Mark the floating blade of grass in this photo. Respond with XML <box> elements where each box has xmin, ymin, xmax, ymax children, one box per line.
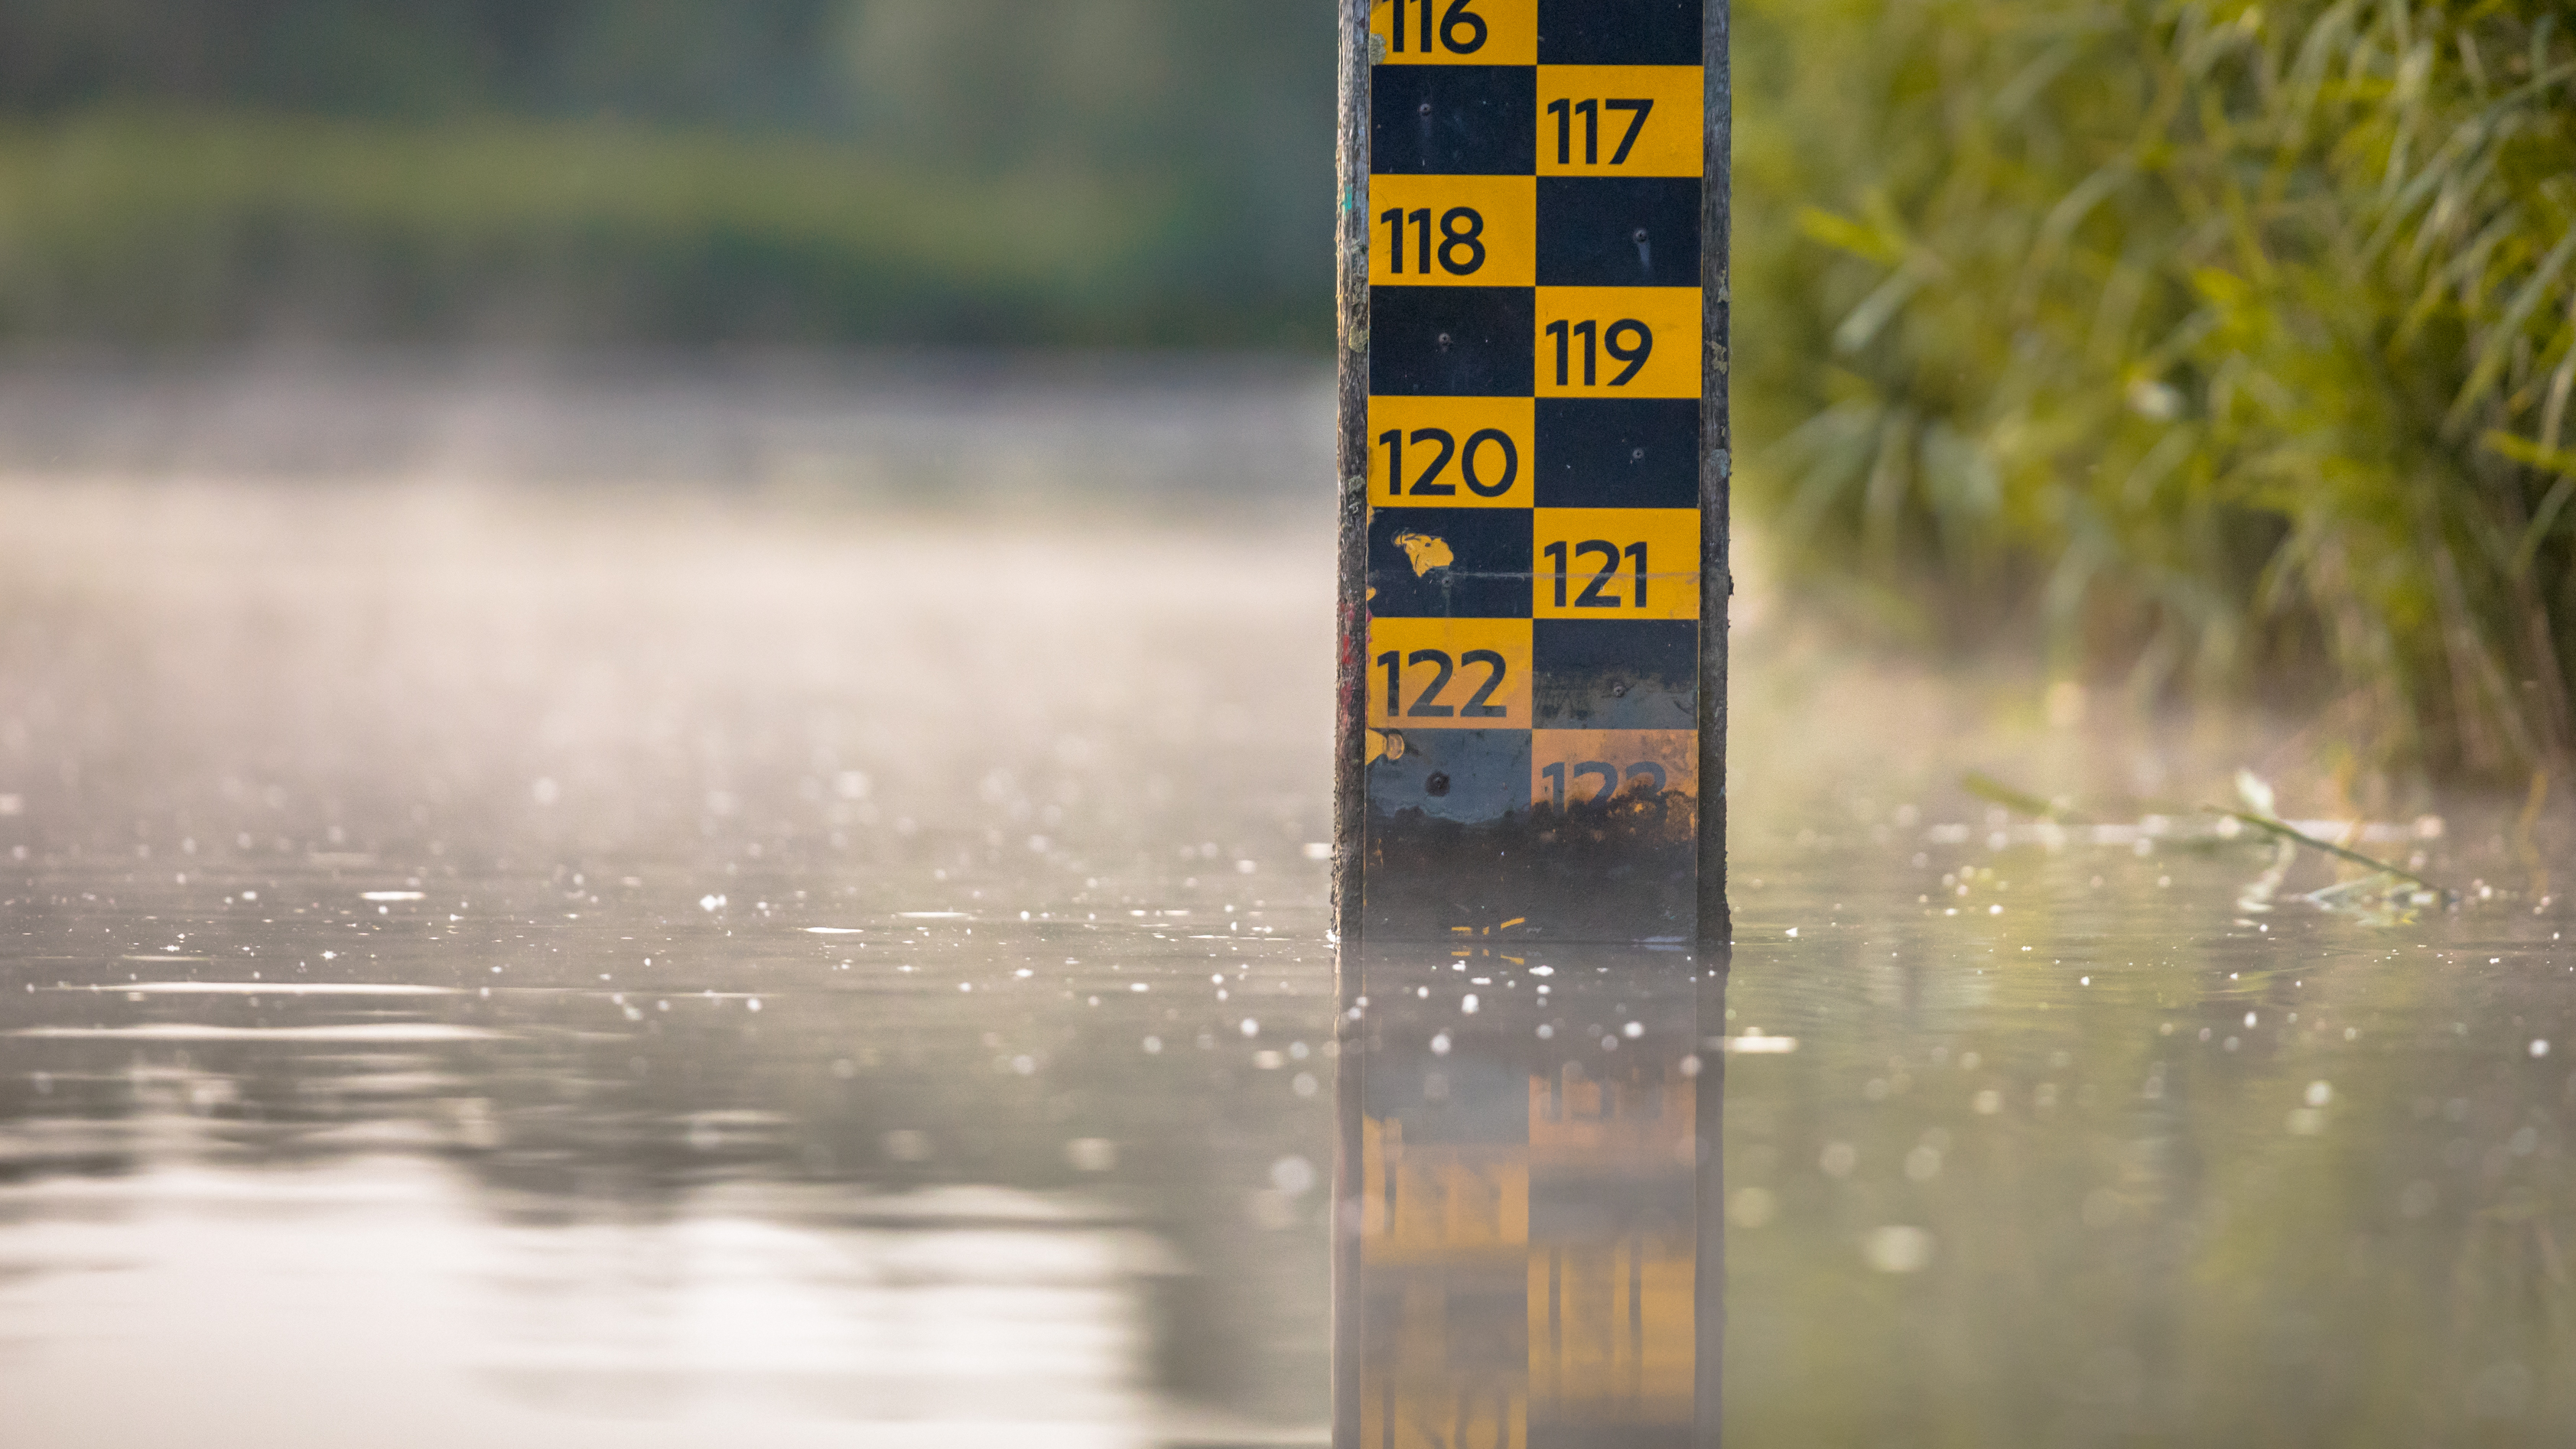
<box><xmin>1961</xmin><ymin>771</ymin><xmax>2083</xmax><ymax>822</ymax></box>
<box><xmin>2207</xmin><ymin>810</ymin><xmax>2449</xmax><ymax>901</ymax></box>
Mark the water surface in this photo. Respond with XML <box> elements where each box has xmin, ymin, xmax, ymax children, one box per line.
<box><xmin>1</xmin><ymin>359</ymin><xmax>2570</xmax><ymax>1445</ymax></box>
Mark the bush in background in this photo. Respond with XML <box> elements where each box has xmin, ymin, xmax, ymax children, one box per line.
<box><xmin>0</xmin><ymin>0</ymin><xmax>1335</xmax><ymax>347</ymax></box>
<box><xmin>1735</xmin><ymin>0</ymin><xmax>2576</xmax><ymax>779</ymax></box>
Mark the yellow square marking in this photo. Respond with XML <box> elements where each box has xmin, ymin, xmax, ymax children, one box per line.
<box><xmin>1368</xmin><ymin>397</ymin><xmax>1534</xmax><ymax>509</ymax></box>
<box><xmin>1530</xmin><ymin>730</ymin><xmax>1698</xmax><ymax>810</ymax></box>
<box><xmin>1534</xmin><ymin>287</ymin><xmax>1701</xmax><ymax>398</ymax></box>
<box><xmin>1367</xmin><ymin>618</ymin><xmax>1532</xmax><ymax>730</ymax></box>
<box><xmin>1535</xmin><ymin>66</ymin><xmax>1703</xmax><ymax>177</ymax></box>
<box><xmin>1369</xmin><ymin>0</ymin><xmax>1536</xmax><ymax>66</ymax></box>
<box><xmin>1532</xmin><ymin>508</ymin><xmax>1699</xmax><ymax>618</ymax></box>
<box><xmin>1368</xmin><ymin>175</ymin><xmax>1535</xmax><ymax>288</ymax></box>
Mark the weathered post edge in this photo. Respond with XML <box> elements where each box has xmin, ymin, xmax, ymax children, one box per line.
<box><xmin>1699</xmin><ymin>0</ymin><xmax>1734</xmax><ymax>958</ymax></box>
<box><xmin>1697</xmin><ymin>11</ymin><xmax>1735</xmax><ymax>1445</ymax></box>
<box><xmin>1328</xmin><ymin>4</ymin><xmax>1373</xmax><ymax>1447</ymax></box>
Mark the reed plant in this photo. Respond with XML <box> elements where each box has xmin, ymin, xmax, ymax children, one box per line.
<box><xmin>1735</xmin><ymin>0</ymin><xmax>2576</xmax><ymax>778</ymax></box>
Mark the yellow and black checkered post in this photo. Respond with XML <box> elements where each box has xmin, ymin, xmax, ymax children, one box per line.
<box><xmin>1335</xmin><ymin>0</ymin><xmax>1724</xmax><ymax>948</ymax></box>
<box><xmin>1333</xmin><ymin>3</ymin><xmax>1729</xmax><ymax>1446</ymax></box>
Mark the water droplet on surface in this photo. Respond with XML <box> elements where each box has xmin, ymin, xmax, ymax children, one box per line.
<box><xmin>1862</xmin><ymin>1226</ymin><xmax>1934</xmax><ymax>1273</ymax></box>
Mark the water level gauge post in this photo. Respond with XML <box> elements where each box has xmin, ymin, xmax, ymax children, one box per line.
<box><xmin>1332</xmin><ymin>2</ymin><xmax>1730</xmax><ymax>1445</ymax></box>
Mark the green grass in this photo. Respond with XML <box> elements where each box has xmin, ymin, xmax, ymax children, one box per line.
<box><xmin>1734</xmin><ymin>0</ymin><xmax>2576</xmax><ymax>779</ymax></box>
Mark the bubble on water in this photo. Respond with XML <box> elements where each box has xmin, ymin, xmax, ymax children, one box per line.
<box><xmin>2305</xmin><ymin>1080</ymin><xmax>2333</xmax><ymax>1107</ymax></box>
<box><xmin>1065</xmin><ymin>1137</ymin><xmax>1117</xmax><ymax>1172</ymax></box>
<box><xmin>1430</xmin><ymin>1032</ymin><xmax>1451</xmax><ymax>1056</ymax></box>
<box><xmin>2532</xmin><ymin>1039</ymin><xmax>2552</xmax><ymax>1058</ymax></box>
<box><xmin>1270</xmin><ymin>1155</ymin><xmax>1316</xmax><ymax>1194</ymax></box>
<box><xmin>1728</xmin><ymin>1187</ymin><xmax>1777</xmax><ymax>1228</ymax></box>
<box><xmin>698</xmin><ymin>894</ymin><xmax>725</xmax><ymax>912</ymax></box>
<box><xmin>1623</xmin><ymin>1021</ymin><xmax>1643</xmax><ymax>1038</ymax></box>
<box><xmin>1461</xmin><ymin>995</ymin><xmax>1478</xmax><ymax>1013</ymax></box>
<box><xmin>1239</xmin><ymin>1018</ymin><xmax>1260</xmax><ymax>1038</ymax></box>
<box><xmin>1537</xmin><ymin>1024</ymin><xmax>1555</xmax><ymax>1039</ymax></box>
<box><xmin>1302</xmin><ymin>842</ymin><xmax>1332</xmax><ymax>860</ymax></box>
<box><xmin>1862</xmin><ymin>1226</ymin><xmax>1934</xmax><ymax>1273</ymax></box>
<box><xmin>1141</xmin><ymin>1036</ymin><xmax>1163</xmax><ymax>1054</ymax></box>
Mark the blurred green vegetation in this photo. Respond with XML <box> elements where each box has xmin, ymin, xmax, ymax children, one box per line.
<box><xmin>0</xmin><ymin>0</ymin><xmax>1335</xmax><ymax>345</ymax></box>
<box><xmin>1734</xmin><ymin>0</ymin><xmax>2576</xmax><ymax>778</ymax></box>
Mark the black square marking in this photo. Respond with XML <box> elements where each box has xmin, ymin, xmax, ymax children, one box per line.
<box><xmin>1537</xmin><ymin>0</ymin><xmax>1703</xmax><ymax>65</ymax></box>
<box><xmin>1536</xmin><ymin>177</ymin><xmax>1703</xmax><ymax>288</ymax></box>
<box><xmin>1534</xmin><ymin>398</ymin><xmax>1700</xmax><ymax>508</ymax></box>
<box><xmin>1369</xmin><ymin>287</ymin><xmax>1537</xmax><ymax>398</ymax></box>
<box><xmin>1368</xmin><ymin>507</ymin><xmax>1535</xmax><ymax>619</ymax></box>
<box><xmin>1533</xmin><ymin>619</ymin><xmax>1697</xmax><ymax>727</ymax></box>
<box><xmin>1371</xmin><ymin>66</ymin><xmax>1539</xmax><ymax>176</ymax></box>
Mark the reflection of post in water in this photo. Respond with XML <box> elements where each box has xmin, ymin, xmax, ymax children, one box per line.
<box><xmin>1344</xmin><ymin>946</ymin><xmax>1717</xmax><ymax>1447</ymax></box>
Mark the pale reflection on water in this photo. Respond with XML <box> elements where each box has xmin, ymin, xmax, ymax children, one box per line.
<box><xmin>0</xmin><ymin>359</ymin><xmax>1341</xmax><ymax>1447</ymax></box>
<box><xmin>2</xmin><ymin>358</ymin><xmax>2573</xmax><ymax>1446</ymax></box>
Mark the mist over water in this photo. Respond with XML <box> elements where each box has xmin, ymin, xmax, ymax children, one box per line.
<box><xmin>1</xmin><ymin>357</ymin><xmax>2571</xmax><ymax>1445</ymax></box>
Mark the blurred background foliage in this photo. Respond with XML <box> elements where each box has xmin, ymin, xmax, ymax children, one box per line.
<box><xmin>1734</xmin><ymin>0</ymin><xmax>2576</xmax><ymax>781</ymax></box>
<box><xmin>1</xmin><ymin>0</ymin><xmax>2569</xmax><ymax>778</ymax></box>
<box><xmin>0</xmin><ymin>0</ymin><xmax>1336</xmax><ymax>345</ymax></box>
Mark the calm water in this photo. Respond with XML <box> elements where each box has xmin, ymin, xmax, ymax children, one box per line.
<box><xmin>1</xmin><ymin>359</ymin><xmax>2570</xmax><ymax>1446</ymax></box>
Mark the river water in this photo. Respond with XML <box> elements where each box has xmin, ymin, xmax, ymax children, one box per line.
<box><xmin>0</xmin><ymin>356</ymin><xmax>2569</xmax><ymax>1446</ymax></box>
